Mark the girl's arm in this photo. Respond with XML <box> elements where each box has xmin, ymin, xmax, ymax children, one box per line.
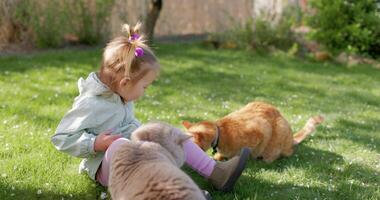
<box><xmin>51</xmin><ymin>129</ymin><xmax>97</xmax><ymax>158</ymax></box>
<box><xmin>51</xmin><ymin>98</ymin><xmax>105</xmax><ymax>158</ymax></box>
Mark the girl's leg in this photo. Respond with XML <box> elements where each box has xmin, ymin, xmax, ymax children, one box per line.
<box><xmin>183</xmin><ymin>139</ymin><xmax>250</xmax><ymax>192</ymax></box>
<box><xmin>183</xmin><ymin>139</ymin><xmax>216</xmax><ymax>177</ymax></box>
<box><xmin>96</xmin><ymin>138</ymin><xmax>130</xmax><ymax>186</ymax></box>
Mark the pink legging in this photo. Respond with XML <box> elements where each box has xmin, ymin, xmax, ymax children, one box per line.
<box><xmin>96</xmin><ymin>138</ymin><xmax>216</xmax><ymax>186</ymax></box>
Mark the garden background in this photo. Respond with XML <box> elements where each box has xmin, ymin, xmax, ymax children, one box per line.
<box><xmin>1</xmin><ymin>0</ymin><xmax>379</xmax><ymax>199</ymax></box>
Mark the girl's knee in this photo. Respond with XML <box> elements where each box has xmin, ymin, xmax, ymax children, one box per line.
<box><xmin>107</xmin><ymin>138</ymin><xmax>130</xmax><ymax>155</ymax></box>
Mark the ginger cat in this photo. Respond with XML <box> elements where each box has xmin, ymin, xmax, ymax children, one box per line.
<box><xmin>182</xmin><ymin>101</ymin><xmax>324</xmax><ymax>163</ymax></box>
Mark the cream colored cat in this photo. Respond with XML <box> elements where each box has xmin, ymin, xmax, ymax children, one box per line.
<box><xmin>109</xmin><ymin>122</ymin><xmax>206</xmax><ymax>200</ymax></box>
<box><xmin>183</xmin><ymin>101</ymin><xmax>324</xmax><ymax>163</ymax></box>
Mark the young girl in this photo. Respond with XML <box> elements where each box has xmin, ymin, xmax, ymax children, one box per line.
<box><xmin>51</xmin><ymin>23</ymin><xmax>250</xmax><ymax>192</ymax></box>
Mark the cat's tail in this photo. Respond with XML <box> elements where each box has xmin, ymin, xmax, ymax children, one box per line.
<box><xmin>293</xmin><ymin>115</ymin><xmax>324</xmax><ymax>145</ymax></box>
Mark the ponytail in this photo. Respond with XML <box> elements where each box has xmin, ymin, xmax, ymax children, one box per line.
<box><xmin>100</xmin><ymin>22</ymin><xmax>159</xmax><ymax>91</ymax></box>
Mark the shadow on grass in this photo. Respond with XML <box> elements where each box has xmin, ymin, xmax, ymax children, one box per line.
<box><xmin>0</xmin><ymin>182</ymin><xmax>103</xmax><ymax>200</ymax></box>
<box><xmin>335</xmin><ymin>118</ymin><xmax>380</xmax><ymax>153</ymax></box>
<box><xmin>159</xmin><ymin>43</ymin><xmax>380</xmax><ymax>79</ymax></box>
<box><xmin>184</xmin><ymin>145</ymin><xmax>378</xmax><ymax>199</ymax></box>
<box><xmin>0</xmin><ymin>48</ymin><xmax>100</xmax><ymax>73</ymax></box>
<box><xmin>156</xmin><ymin>44</ymin><xmax>378</xmax><ymax>112</ymax></box>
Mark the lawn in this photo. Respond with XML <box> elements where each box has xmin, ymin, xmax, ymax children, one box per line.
<box><xmin>0</xmin><ymin>43</ymin><xmax>379</xmax><ymax>200</ymax></box>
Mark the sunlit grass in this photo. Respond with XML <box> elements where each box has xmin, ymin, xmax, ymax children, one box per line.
<box><xmin>0</xmin><ymin>43</ymin><xmax>379</xmax><ymax>199</ymax></box>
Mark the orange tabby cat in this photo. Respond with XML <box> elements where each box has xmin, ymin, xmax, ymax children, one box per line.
<box><xmin>182</xmin><ymin>101</ymin><xmax>324</xmax><ymax>163</ymax></box>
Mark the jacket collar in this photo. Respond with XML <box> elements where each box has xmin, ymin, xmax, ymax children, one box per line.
<box><xmin>78</xmin><ymin>72</ymin><xmax>121</xmax><ymax>103</ymax></box>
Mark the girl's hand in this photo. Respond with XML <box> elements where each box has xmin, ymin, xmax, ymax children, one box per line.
<box><xmin>94</xmin><ymin>129</ymin><xmax>122</xmax><ymax>152</ymax></box>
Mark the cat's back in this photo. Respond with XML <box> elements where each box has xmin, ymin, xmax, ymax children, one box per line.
<box><xmin>129</xmin><ymin>162</ymin><xmax>205</xmax><ymax>200</ymax></box>
<box><xmin>109</xmin><ymin>142</ymin><xmax>205</xmax><ymax>200</ymax></box>
<box><xmin>224</xmin><ymin>101</ymin><xmax>281</xmax><ymax>122</ymax></box>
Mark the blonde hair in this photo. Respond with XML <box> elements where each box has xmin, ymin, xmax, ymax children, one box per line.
<box><xmin>100</xmin><ymin>22</ymin><xmax>159</xmax><ymax>90</ymax></box>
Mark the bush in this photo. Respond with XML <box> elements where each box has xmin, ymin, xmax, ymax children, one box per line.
<box><xmin>307</xmin><ymin>0</ymin><xmax>380</xmax><ymax>58</ymax></box>
<box><xmin>5</xmin><ymin>0</ymin><xmax>114</xmax><ymax>48</ymax></box>
<box><xmin>66</xmin><ymin>0</ymin><xmax>114</xmax><ymax>45</ymax></box>
<box><xmin>208</xmin><ymin>8</ymin><xmax>298</xmax><ymax>53</ymax></box>
<box><xmin>14</xmin><ymin>0</ymin><xmax>66</xmax><ymax>48</ymax></box>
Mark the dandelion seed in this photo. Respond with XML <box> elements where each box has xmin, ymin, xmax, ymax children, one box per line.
<box><xmin>100</xmin><ymin>192</ymin><xmax>107</xmax><ymax>199</ymax></box>
<box><xmin>37</xmin><ymin>189</ymin><xmax>42</xmax><ymax>195</ymax></box>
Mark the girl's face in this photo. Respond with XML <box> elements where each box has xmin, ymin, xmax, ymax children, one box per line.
<box><xmin>117</xmin><ymin>64</ymin><xmax>159</xmax><ymax>102</ymax></box>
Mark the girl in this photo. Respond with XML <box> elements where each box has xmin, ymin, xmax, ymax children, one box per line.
<box><xmin>51</xmin><ymin>23</ymin><xmax>250</xmax><ymax>192</ymax></box>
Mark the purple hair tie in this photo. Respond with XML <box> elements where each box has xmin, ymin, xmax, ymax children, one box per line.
<box><xmin>129</xmin><ymin>34</ymin><xmax>144</xmax><ymax>57</ymax></box>
<box><xmin>135</xmin><ymin>47</ymin><xmax>144</xmax><ymax>57</ymax></box>
<box><xmin>130</xmin><ymin>33</ymin><xmax>140</xmax><ymax>41</ymax></box>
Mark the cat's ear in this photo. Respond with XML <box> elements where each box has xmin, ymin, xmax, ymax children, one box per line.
<box><xmin>176</xmin><ymin>133</ymin><xmax>192</xmax><ymax>145</ymax></box>
<box><xmin>182</xmin><ymin>121</ymin><xmax>192</xmax><ymax>129</ymax></box>
<box><xmin>192</xmin><ymin>132</ymin><xmax>203</xmax><ymax>142</ymax></box>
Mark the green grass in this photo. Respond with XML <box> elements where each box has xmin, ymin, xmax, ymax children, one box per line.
<box><xmin>0</xmin><ymin>43</ymin><xmax>379</xmax><ymax>200</ymax></box>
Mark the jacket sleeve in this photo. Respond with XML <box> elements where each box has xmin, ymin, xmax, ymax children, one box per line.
<box><xmin>51</xmin><ymin>98</ymin><xmax>99</xmax><ymax>158</ymax></box>
<box><xmin>51</xmin><ymin>129</ymin><xmax>96</xmax><ymax>158</ymax></box>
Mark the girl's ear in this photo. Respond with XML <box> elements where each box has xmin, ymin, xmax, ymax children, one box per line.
<box><xmin>119</xmin><ymin>77</ymin><xmax>131</xmax><ymax>87</ymax></box>
<box><xmin>182</xmin><ymin>121</ymin><xmax>192</xmax><ymax>129</ymax></box>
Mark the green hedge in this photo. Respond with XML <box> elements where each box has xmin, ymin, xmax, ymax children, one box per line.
<box><xmin>12</xmin><ymin>0</ymin><xmax>114</xmax><ymax>48</ymax></box>
<box><xmin>308</xmin><ymin>0</ymin><xmax>380</xmax><ymax>58</ymax></box>
<box><xmin>208</xmin><ymin>10</ymin><xmax>297</xmax><ymax>54</ymax></box>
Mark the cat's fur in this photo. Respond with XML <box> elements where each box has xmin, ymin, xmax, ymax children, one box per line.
<box><xmin>109</xmin><ymin>122</ymin><xmax>205</xmax><ymax>200</ymax></box>
<box><xmin>183</xmin><ymin>101</ymin><xmax>324</xmax><ymax>163</ymax></box>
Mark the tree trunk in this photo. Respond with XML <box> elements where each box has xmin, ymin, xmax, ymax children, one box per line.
<box><xmin>144</xmin><ymin>0</ymin><xmax>162</xmax><ymax>43</ymax></box>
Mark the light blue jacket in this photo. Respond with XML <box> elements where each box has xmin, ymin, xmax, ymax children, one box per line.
<box><xmin>51</xmin><ymin>72</ymin><xmax>141</xmax><ymax>180</ymax></box>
